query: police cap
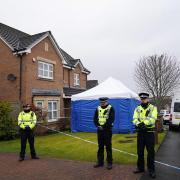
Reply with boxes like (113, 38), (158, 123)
(138, 92), (149, 99)
(99, 97), (108, 102)
(23, 104), (31, 108)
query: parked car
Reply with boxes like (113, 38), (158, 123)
(159, 109), (169, 116)
(162, 113), (170, 125)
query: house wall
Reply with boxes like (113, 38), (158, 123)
(0, 39), (20, 102)
(63, 68), (70, 87)
(21, 37), (64, 117)
(21, 37), (63, 101)
(0, 35), (88, 123)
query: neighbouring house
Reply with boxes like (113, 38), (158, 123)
(0, 23), (90, 127)
(86, 80), (98, 89)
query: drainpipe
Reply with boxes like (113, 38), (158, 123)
(19, 54), (23, 104)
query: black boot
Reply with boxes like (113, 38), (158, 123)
(107, 164), (112, 170)
(133, 169), (145, 173)
(18, 157), (24, 161)
(93, 163), (103, 168)
(32, 156), (39, 159)
(149, 171), (156, 178)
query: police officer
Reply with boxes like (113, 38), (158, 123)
(93, 97), (115, 170)
(133, 93), (157, 178)
(18, 104), (39, 161)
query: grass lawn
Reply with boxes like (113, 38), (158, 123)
(0, 131), (167, 164)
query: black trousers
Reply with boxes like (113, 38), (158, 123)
(97, 128), (112, 165)
(19, 129), (36, 158)
(137, 131), (155, 172)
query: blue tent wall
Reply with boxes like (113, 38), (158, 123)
(71, 98), (139, 133)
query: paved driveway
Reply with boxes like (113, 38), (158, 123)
(0, 153), (141, 180)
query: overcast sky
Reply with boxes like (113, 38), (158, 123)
(1, 0), (180, 91)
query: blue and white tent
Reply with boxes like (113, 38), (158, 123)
(71, 77), (140, 133)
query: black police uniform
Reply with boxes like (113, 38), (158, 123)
(18, 108), (38, 161)
(93, 97), (115, 168)
(20, 128), (36, 159)
(133, 93), (157, 178)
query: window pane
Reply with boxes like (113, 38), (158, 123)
(44, 70), (48, 77)
(53, 102), (57, 110)
(37, 102), (43, 108)
(44, 64), (48, 70)
(38, 62), (43, 69)
(53, 111), (57, 118)
(49, 65), (53, 71)
(174, 103), (180, 112)
(48, 102), (52, 110)
(49, 72), (53, 78)
(48, 112), (52, 119)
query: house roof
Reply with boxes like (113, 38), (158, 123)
(17, 32), (48, 51)
(0, 23), (29, 50)
(63, 87), (86, 97)
(59, 48), (90, 73)
(86, 80), (98, 89)
(0, 23), (90, 73)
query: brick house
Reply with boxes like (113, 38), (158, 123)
(0, 23), (90, 124)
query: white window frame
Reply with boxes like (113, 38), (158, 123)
(74, 73), (80, 86)
(48, 101), (58, 122)
(38, 61), (53, 79)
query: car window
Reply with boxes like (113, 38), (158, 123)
(174, 103), (180, 112)
(159, 110), (169, 115)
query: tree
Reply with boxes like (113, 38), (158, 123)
(134, 54), (180, 110)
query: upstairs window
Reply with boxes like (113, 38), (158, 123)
(74, 73), (80, 86)
(38, 61), (53, 79)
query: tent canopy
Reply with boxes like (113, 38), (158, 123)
(72, 77), (139, 101)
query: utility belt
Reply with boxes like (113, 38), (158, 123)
(137, 127), (155, 133)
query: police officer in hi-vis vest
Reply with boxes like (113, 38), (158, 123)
(18, 104), (39, 161)
(93, 97), (115, 170)
(133, 93), (157, 178)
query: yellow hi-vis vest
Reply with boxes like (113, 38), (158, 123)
(98, 105), (112, 125)
(133, 104), (157, 129)
(18, 111), (37, 129)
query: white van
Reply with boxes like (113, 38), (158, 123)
(170, 96), (180, 130)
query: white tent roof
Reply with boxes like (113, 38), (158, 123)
(72, 77), (139, 101)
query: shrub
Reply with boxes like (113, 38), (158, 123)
(0, 101), (18, 140)
(31, 104), (48, 124)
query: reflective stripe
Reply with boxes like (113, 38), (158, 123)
(147, 105), (154, 124)
(19, 120), (34, 123)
